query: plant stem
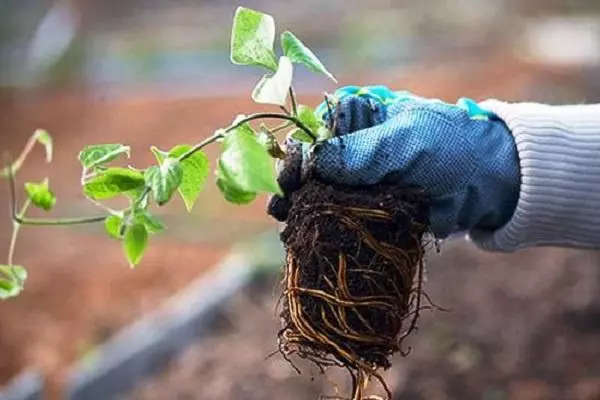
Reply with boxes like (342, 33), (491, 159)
(0, 134), (42, 178)
(270, 121), (293, 134)
(8, 198), (31, 267)
(289, 86), (298, 116)
(228, 113), (315, 141)
(5, 197), (32, 284)
(7, 167), (107, 226)
(180, 112), (316, 162)
(178, 132), (224, 163)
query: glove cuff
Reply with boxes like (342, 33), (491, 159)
(468, 100), (600, 252)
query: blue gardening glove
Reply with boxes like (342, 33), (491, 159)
(267, 86), (520, 239)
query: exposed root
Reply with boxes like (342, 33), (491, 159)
(277, 180), (438, 399)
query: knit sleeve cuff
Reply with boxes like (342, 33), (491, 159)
(467, 100), (600, 252)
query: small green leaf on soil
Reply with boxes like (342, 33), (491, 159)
(83, 168), (146, 200)
(79, 144), (131, 170)
(281, 31), (337, 82)
(230, 7), (278, 71)
(219, 126), (282, 195)
(144, 158), (183, 206)
(151, 145), (209, 212)
(251, 56), (293, 106)
(123, 223), (148, 268)
(24, 179), (56, 211)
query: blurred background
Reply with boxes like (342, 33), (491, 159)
(2, 0), (600, 399)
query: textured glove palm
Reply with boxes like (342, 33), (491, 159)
(268, 88), (521, 239)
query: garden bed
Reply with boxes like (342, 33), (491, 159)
(124, 242), (600, 400)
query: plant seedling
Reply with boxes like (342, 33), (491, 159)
(0, 7), (433, 400)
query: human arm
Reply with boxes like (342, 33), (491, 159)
(469, 100), (600, 251)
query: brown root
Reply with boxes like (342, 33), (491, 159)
(277, 179), (432, 399)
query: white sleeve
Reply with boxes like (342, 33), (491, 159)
(467, 100), (600, 252)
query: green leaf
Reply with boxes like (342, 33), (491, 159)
(144, 158), (183, 206)
(0, 265), (27, 281)
(151, 145), (209, 212)
(0, 265), (27, 300)
(24, 179), (56, 211)
(123, 223), (148, 268)
(281, 31), (337, 82)
(252, 56), (293, 106)
(104, 214), (124, 240)
(34, 129), (53, 163)
(0, 279), (20, 299)
(317, 126), (333, 141)
(83, 168), (145, 200)
(219, 126), (282, 195)
(290, 128), (314, 143)
(216, 160), (257, 205)
(298, 105), (319, 130)
(230, 7), (278, 71)
(79, 144), (131, 169)
(134, 210), (165, 234)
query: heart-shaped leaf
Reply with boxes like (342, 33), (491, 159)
(252, 56), (293, 106)
(79, 144), (131, 170)
(230, 7), (278, 71)
(24, 179), (56, 211)
(151, 145), (209, 212)
(83, 168), (146, 200)
(0, 265), (27, 300)
(144, 158), (183, 206)
(281, 31), (336, 82)
(104, 214), (124, 240)
(123, 223), (148, 268)
(215, 160), (257, 205)
(219, 125), (282, 195)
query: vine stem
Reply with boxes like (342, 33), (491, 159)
(6, 166), (106, 226)
(179, 112), (316, 163)
(289, 86), (299, 116)
(8, 198), (31, 267)
(0, 132), (45, 178)
(4, 197), (32, 284)
(5, 111), (315, 228)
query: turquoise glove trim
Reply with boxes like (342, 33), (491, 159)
(315, 85), (496, 121)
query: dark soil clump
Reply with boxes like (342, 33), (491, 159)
(278, 178), (430, 398)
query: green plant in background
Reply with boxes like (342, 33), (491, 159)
(0, 6), (336, 300)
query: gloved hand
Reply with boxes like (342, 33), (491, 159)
(268, 86), (521, 239)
